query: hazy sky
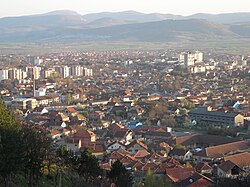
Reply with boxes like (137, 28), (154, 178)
(2, 0), (250, 18)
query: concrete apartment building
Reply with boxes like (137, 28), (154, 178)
(189, 106), (244, 126)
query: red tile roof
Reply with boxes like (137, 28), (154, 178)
(134, 150), (150, 159)
(224, 152), (250, 169)
(126, 139), (148, 150)
(142, 162), (158, 171)
(218, 160), (236, 172)
(166, 167), (196, 183)
(66, 107), (77, 113)
(195, 140), (250, 158)
(195, 162), (212, 172)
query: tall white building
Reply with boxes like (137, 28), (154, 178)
(83, 68), (93, 77)
(34, 57), (43, 65)
(0, 69), (8, 81)
(71, 65), (83, 77)
(179, 51), (204, 68)
(63, 66), (70, 78)
(33, 66), (41, 80)
(194, 51), (203, 62)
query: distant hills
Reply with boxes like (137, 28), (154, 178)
(1, 10), (250, 42)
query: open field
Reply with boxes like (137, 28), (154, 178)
(1, 39), (250, 55)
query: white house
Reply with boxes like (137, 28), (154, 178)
(107, 141), (126, 154)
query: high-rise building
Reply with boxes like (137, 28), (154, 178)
(0, 69), (8, 81)
(180, 51), (203, 68)
(34, 57), (43, 65)
(83, 68), (93, 77)
(71, 65), (83, 77)
(33, 66), (41, 80)
(54, 66), (70, 78)
(8, 68), (23, 80)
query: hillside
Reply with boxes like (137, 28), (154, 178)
(1, 10), (250, 42)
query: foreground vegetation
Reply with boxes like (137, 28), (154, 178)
(0, 101), (134, 187)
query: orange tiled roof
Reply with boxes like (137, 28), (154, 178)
(166, 167), (196, 183)
(195, 140), (250, 158)
(67, 107), (77, 113)
(126, 139), (148, 150)
(224, 152), (250, 169)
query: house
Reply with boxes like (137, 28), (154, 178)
(174, 172), (214, 187)
(25, 113), (49, 125)
(87, 141), (106, 158)
(50, 121), (67, 130)
(126, 139), (148, 154)
(50, 129), (62, 140)
(166, 167), (196, 183)
(195, 162), (213, 175)
(169, 134), (239, 150)
(217, 160), (242, 178)
(72, 129), (96, 147)
(169, 147), (192, 161)
(193, 140), (250, 161)
(120, 154), (138, 166)
(89, 110), (105, 121)
(107, 141), (126, 153)
(22, 109), (31, 117)
(66, 138), (82, 154)
(109, 148), (132, 165)
(144, 152), (163, 164)
(106, 123), (133, 143)
(32, 106), (48, 115)
(112, 129), (133, 143)
(64, 107), (78, 117)
(224, 152), (250, 172)
(134, 150), (150, 160)
(47, 94), (60, 103)
(12, 97), (37, 109)
(134, 125), (171, 140)
(34, 96), (50, 106)
(49, 111), (70, 122)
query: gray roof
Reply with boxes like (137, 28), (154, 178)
(189, 107), (240, 118)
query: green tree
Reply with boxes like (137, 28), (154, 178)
(144, 169), (171, 187)
(182, 100), (195, 110)
(161, 115), (176, 127)
(0, 100), (23, 186)
(108, 160), (133, 187)
(77, 147), (102, 184)
(66, 93), (72, 105)
(21, 125), (52, 187)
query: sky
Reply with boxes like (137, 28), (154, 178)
(1, 0), (250, 18)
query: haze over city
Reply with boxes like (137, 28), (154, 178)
(2, 0), (250, 18)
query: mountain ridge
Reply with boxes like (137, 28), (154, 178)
(1, 10), (250, 43)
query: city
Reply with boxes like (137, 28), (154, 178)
(0, 49), (249, 186)
(0, 0), (250, 187)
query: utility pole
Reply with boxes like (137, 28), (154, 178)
(33, 73), (35, 97)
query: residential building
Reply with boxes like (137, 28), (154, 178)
(189, 106), (244, 126)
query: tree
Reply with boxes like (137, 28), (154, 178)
(66, 93), (72, 105)
(161, 115), (176, 127)
(182, 100), (195, 110)
(108, 160), (133, 187)
(0, 100), (23, 186)
(144, 169), (171, 187)
(21, 125), (52, 187)
(77, 147), (102, 184)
